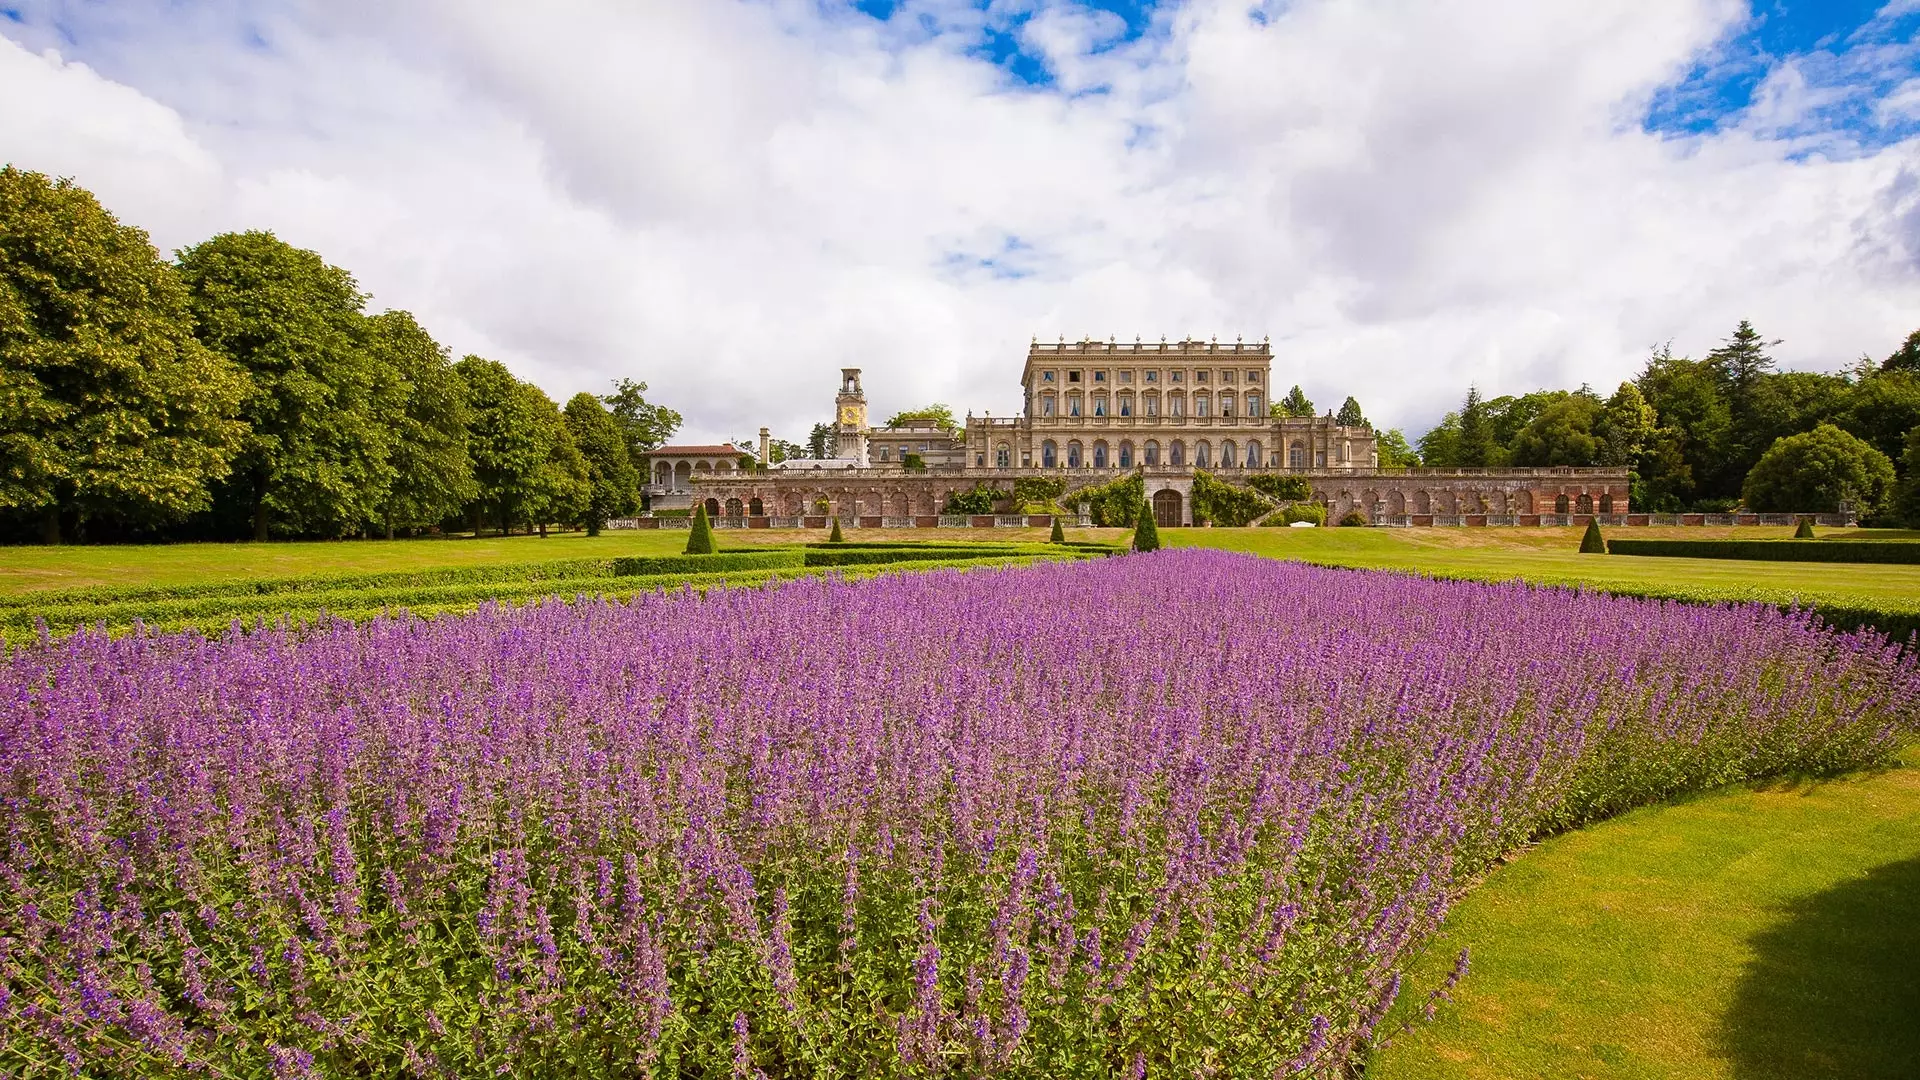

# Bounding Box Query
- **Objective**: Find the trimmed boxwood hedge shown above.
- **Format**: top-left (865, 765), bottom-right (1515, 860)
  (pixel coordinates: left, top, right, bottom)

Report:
top-left (1606, 539), bottom-right (1920, 565)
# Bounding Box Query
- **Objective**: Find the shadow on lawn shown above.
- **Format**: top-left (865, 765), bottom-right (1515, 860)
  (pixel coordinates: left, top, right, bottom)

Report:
top-left (1716, 854), bottom-right (1920, 1079)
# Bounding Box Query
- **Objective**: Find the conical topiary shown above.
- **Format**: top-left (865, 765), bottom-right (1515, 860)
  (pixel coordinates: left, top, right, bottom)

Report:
top-left (1794, 517), bottom-right (1815, 539)
top-left (828, 517), bottom-right (845, 544)
top-left (685, 503), bottom-right (716, 554)
top-left (1133, 501), bottom-right (1161, 553)
top-left (1049, 516), bottom-right (1066, 544)
top-left (1578, 516), bottom-right (1606, 554)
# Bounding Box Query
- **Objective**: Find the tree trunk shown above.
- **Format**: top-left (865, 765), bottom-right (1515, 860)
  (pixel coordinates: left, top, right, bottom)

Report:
top-left (252, 472), bottom-right (270, 542)
top-left (500, 505), bottom-right (511, 538)
top-left (587, 519), bottom-right (601, 537)
top-left (469, 507), bottom-right (484, 537)
top-left (39, 505), bottom-right (61, 545)
top-left (538, 520), bottom-right (548, 538)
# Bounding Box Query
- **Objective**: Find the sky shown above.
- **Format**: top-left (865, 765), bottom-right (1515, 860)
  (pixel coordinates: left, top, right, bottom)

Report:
top-left (3, 0), bottom-right (1919, 444)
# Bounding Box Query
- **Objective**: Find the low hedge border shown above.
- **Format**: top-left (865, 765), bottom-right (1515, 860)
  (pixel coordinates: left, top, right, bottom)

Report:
top-left (1607, 539), bottom-right (1920, 565)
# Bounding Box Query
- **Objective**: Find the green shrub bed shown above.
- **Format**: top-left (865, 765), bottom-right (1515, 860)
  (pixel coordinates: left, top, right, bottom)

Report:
top-left (1607, 539), bottom-right (1920, 564)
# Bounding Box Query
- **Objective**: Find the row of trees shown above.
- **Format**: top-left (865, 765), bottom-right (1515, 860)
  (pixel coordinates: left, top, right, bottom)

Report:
top-left (1413, 321), bottom-right (1920, 518)
top-left (0, 168), bottom-right (682, 543)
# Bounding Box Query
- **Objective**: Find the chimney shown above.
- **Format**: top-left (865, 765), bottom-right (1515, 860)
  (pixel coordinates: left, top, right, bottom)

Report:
top-left (758, 427), bottom-right (771, 467)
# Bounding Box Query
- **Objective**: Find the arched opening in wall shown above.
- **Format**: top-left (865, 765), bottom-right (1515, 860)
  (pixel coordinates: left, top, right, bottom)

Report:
top-left (1389, 491), bottom-right (1406, 515)
top-left (1067, 441), bottom-right (1084, 468)
top-left (995, 443), bottom-right (1010, 467)
top-left (724, 498), bottom-right (743, 520)
top-left (1363, 490), bottom-right (1380, 515)
top-left (696, 461), bottom-right (714, 474)
top-left (1092, 441), bottom-right (1109, 468)
top-left (749, 497), bottom-right (765, 516)
top-left (1153, 489), bottom-right (1183, 528)
top-left (814, 494), bottom-right (832, 516)
top-left (1118, 441), bottom-right (1134, 468)
top-left (892, 491), bottom-right (912, 517)
top-left (1413, 491), bottom-right (1431, 514)
top-left (1599, 493), bottom-right (1614, 513)
top-left (654, 462), bottom-right (672, 486)
top-left (1169, 440), bottom-right (1186, 466)
top-left (1576, 493), bottom-right (1594, 514)
top-left (1042, 440), bottom-right (1058, 468)
top-left (1221, 440), bottom-right (1237, 468)
top-left (1195, 441), bottom-right (1212, 468)
top-left (1144, 440), bottom-right (1160, 465)
top-left (1555, 494), bottom-right (1570, 514)
top-left (1487, 491), bottom-right (1505, 514)
top-left (1516, 490), bottom-right (1534, 513)
top-left (1246, 440), bottom-right (1263, 468)
top-left (704, 498), bottom-right (721, 518)
top-left (1288, 440), bottom-right (1307, 470)
top-left (674, 462), bottom-right (692, 489)
top-left (916, 490), bottom-right (937, 515)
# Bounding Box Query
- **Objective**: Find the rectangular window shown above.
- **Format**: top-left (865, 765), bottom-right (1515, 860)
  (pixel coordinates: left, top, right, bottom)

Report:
top-left (1069, 399), bottom-right (1081, 417)
top-left (1093, 370), bottom-right (1106, 382)
top-left (1171, 371), bottom-right (1183, 383)
top-left (1247, 371), bottom-right (1260, 384)
top-left (1118, 370), bottom-right (1133, 383)
top-left (1119, 399), bottom-right (1131, 416)
top-left (1042, 371), bottom-right (1055, 382)
top-left (1145, 397), bottom-right (1158, 416)
top-left (1042, 398), bottom-right (1055, 416)
top-left (1316, 451), bottom-right (1327, 467)
top-left (1222, 370), bottom-right (1235, 383)
top-left (1145, 370), bottom-right (1158, 382)
top-left (1195, 370), bottom-right (1208, 383)
top-left (1068, 371), bottom-right (1082, 382)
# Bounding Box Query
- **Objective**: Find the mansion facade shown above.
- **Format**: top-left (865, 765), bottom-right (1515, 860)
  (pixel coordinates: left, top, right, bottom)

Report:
top-left (646, 337), bottom-right (1631, 527)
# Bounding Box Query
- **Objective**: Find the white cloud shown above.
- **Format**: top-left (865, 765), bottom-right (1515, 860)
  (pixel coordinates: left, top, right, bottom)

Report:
top-left (3, 0), bottom-right (1918, 442)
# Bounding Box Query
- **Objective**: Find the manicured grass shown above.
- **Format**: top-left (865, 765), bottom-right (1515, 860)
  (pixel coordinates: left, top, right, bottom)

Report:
top-left (1369, 745), bottom-right (1920, 1080)
top-left (1159, 526), bottom-right (1920, 615)
top-left (0, 528), bottom-right (1068, 596)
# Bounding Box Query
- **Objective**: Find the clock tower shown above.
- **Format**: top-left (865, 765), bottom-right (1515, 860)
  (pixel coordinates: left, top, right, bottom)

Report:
top-left (834, 368), bottom-right (870, 465)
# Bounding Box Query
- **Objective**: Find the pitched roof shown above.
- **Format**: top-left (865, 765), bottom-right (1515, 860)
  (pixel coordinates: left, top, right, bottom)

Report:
top-left (648, 444), bottom-right (744, 457)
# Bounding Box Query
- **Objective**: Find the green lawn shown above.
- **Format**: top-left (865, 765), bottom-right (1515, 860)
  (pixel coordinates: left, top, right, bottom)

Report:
top-left (1159, 526), bottom-right (1920, 615)
top-left (1369, 745), bottom-right (1920, 1079)
top-left (0, 527), bottom-right (1065, 597)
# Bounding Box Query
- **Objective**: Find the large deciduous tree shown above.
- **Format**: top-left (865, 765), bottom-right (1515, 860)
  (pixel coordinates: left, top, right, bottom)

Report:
top-left (885, 404), bottom-right (960, 434)
top-left (564, 392), bottom-right (638, 535)
top-left (455, 356), bottom-right (550, 536)
top-left (177, 231), bottom-right (391, 540)
top-left (602, 378), bottom-right (682, 465)
top-left (524, 390), bottom-right (589, 537)
top-left (1741, 424), bottom-right (1895, 516)
top-left (1509, 393), bottom-right (1604, 466)
top-left (0, 168), bottom-right (247, 542)
top-left (1275, 385), bottom-right (1315, 418)
top-left (365, 310), bottom-right (474, 539)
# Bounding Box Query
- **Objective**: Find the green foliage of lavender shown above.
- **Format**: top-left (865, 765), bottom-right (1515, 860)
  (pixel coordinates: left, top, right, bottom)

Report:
top-left (1, 552), bottom-right (1914, 1077)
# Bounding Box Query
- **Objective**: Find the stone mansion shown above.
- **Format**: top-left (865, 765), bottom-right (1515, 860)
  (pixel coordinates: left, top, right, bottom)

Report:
top-left (644, 337), bottom-right (1632, 527)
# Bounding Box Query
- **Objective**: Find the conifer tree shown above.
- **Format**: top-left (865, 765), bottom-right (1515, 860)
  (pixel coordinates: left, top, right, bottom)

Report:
top-left (828, 517), bottom-right (844, 544)
top-left (1133, 500), bottom-right (1161, 552)
top-left (1050, 516), bottom-right (1066, 543)
top-left (1579, 517), bottom-right (1606, 554)
top-left (1794, 517), bottom-right (1815, 538)
top-left (685, 502), bottom-right (715, 554)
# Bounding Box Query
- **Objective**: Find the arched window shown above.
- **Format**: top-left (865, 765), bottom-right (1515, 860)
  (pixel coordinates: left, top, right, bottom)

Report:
top-left (1555, 494), bottom-right (1570, 514)
top-left (1247, 392), bottom-right (1261, 417)
top-left (1092, 441), bottom-right (1108, 468)
top-left (1195, 394), bottom-right (1210, 418)
top-left (1246, 439), bottom-right (1263, 468)
top-left (1219, 392), bottom-right (1234, 418)
top-left (1195, 441), bottom-right (1212, 468)
top-left (1118, 441), bottom-right (1134, 468)
top-left (1144, 440), bottom-right (1160, 465)
top-left (1169, 440), bottom-right (1185, 466)
top-left (1068, 392), bottom-right (1083, 417)
top-left (995, 443), bottom-right (1011, 467)
top-left (725, 498), bottom-right (744, 519)
top-left (1576, 493), bottom-right (1594, 514)
top-left (1042, 440), bottom-right (1058, 468)
top-left (1169, 391), bottom-right (1185, 417)
top-left (1288, 440), bottom-right (1307, 470)
top-left (749, 497), bottom-right (765, 516)
top-left (1067, 441), bottom-right (1083, 467)
top-left (1221, 440), bottom-right (1237, 468)
top-left (1600, 493), bottom-right (1614, 513)
top-left (1144, 391), bottom-right (1160, 417)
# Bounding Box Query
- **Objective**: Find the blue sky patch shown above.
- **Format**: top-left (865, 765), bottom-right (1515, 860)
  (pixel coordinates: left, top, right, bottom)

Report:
top-left (1644, 0), bottom-right (1920, 144)
top-left (851, 0), bottom-right (1159, 87)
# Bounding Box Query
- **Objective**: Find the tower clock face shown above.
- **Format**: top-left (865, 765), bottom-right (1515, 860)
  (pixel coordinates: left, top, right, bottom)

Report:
top-left (839, 405), bottom-right (862, 425)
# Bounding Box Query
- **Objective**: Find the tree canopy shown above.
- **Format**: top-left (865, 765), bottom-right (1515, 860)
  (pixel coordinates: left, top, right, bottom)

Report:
top-left (1742, 424), bottom-right (1895, 516)
top-left (1334, 396), bottom-right (1366, 427)
top-left (567, 392), bottom-right (639, 535)
top-left (364, 310), bottom-right (475, 538)
top-left (885, 404), bottom-right (960, 434)
top-left (1275, 385), bottom-right (1315, 418)
top-left (0, 168), bottom-right (249, 542)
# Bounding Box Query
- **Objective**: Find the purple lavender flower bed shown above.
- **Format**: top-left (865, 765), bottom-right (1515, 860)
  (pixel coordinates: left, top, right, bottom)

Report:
top-left (2, 550), bottom-right (1914, 1077)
